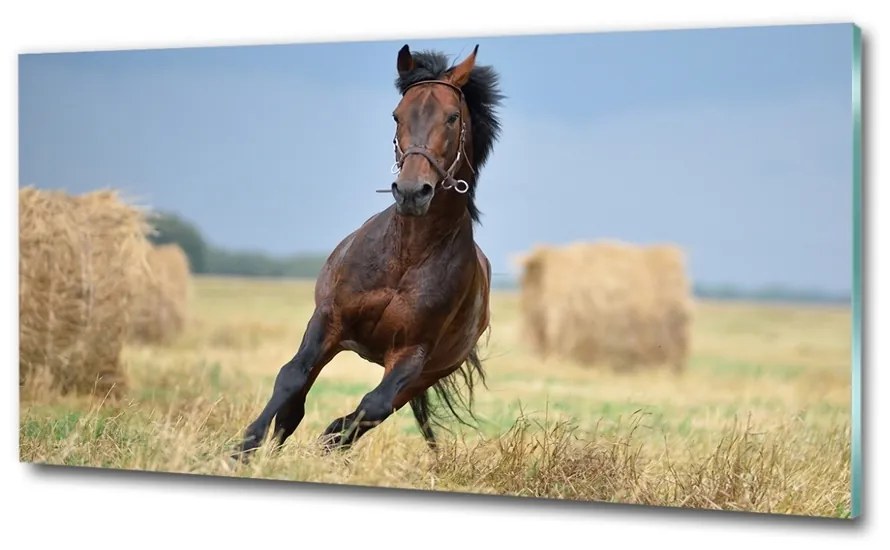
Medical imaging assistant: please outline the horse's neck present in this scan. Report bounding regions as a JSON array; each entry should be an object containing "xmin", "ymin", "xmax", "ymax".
[
  {"xmin": 386, "ymin": 159, "xmax": 477, "ymax": 265},
  {"xmin": 388, "ymin": 200, "xmax": 473, "ymax": 264}
]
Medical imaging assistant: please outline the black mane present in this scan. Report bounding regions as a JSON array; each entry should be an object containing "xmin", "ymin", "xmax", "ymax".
[{"xmin": 394, "ymin": 49, "xmax": 504, "ymax": 223}]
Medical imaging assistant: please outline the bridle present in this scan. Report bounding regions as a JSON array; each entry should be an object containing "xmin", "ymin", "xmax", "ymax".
[{"xmin": 385, "ymin": 79, "xmax": 474, "ymax": 195}]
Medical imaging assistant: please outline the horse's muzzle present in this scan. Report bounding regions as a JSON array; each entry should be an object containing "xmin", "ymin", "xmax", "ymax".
[{"xmin": 392, "ymin": 181, "xmax": 434, "ymax": 216}]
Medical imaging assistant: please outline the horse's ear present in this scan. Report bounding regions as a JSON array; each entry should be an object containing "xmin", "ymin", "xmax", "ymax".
[
  {"xmin": 397, "ymin": 44, "xmax": 414, "ymax": 77},
  {"xmin": 447, "ymin": 45, "xmax": 478, "ymax": 88}
]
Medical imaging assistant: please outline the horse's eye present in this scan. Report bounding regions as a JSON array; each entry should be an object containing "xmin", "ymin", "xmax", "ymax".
[{"xmin": 446, "ymin": 113, "xmax": 459, "ymax": 125}]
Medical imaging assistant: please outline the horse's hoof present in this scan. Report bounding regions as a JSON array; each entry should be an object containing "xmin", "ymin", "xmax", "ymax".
[
  {"xmin": 318, "ymin": 433, "xmax": 350, "ymax": 454},
  {"xmin": 232, "ymin": 435, "xmax": 261, "ymax": 463},
  {"xmin": 231, "ymin": 449, "xmax": 250, "ymax": 464},
  {"xmin": 223, "ymin": 454, "xmax": 242, "ymax": 469},
  {"xmin": 230, "ymin": 448, "xmax": 250, "ymax": 464}
]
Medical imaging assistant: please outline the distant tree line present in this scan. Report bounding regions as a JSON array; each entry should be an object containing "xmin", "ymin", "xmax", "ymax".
[
  {"xmin": 488, "ymin": 279, "xmax": 848, "ymax": 304},
  {"xmin": 147, "ymin": 210, "xmax": 209, "ymax": 272},
  {"xmin": 146, "ymin": 211, "xmax": 328, "ymax": 279},
  {"xmin": 692, "ymin": 283, "xmax": 849, "ymax": 305},
  {"xmin": 146, "ymin": 211, "xmax": 851, "ymax": 304},
  {"xmin": 203, "ymin": 248, "xmax": 328, "ymax": 278}
]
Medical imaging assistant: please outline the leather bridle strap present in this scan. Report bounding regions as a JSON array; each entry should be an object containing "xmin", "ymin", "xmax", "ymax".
[
  {"xmin": 399, "ymin": 146, "xmax": 458, "ymax": 186},
  {"xmin": 389, "ymin": 79, "xmax": 472, "ymax": 194},
  {"xmin": 403, "ymin": 78, "xmax": 465, "ymax": 98}
]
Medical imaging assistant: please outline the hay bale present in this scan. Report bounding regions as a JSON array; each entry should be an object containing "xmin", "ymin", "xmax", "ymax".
[
  {"xmin": 129, "ymin": 243, "xmax": 191, "ymax": 344},
  {"xmin": 19, "ymin": 186, "xmax": 152, "ymax": 398},
  {"xmin": 517, "ymin": 240, "xmax": 693, "ymax": 372}
]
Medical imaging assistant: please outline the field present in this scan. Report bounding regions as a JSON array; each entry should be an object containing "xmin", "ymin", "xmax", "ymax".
[{"xmin": 19, "ymin": 276, "xmax": 853, "ymax": 518}]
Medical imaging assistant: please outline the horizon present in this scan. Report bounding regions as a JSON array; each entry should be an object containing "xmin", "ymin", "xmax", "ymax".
[{"xmin": 18, "ymin": 23, "xmax": 855, "ymax": 296}]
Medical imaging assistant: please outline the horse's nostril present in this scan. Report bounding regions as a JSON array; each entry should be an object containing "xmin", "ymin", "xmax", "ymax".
[{"xmin": 419, "ymin": 183, "xmax": 433, "ymax": 197}]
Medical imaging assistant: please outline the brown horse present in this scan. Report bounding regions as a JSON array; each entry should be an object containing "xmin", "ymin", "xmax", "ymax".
[{"xmin": 236, "ymin": 43, "xmax": 504, "ymax": 458}]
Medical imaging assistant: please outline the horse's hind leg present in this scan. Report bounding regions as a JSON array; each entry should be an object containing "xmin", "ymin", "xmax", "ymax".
[
  {"xmin": 236, "ymin": 308, "xmax": 339, "ymax": 460},
  {"xmin": 319, "ymin": 347, "xmax": 426, "ymax": 451},
  {"xmin": 409, "ymin": 392, "xmax": 437, "ymax": 449}
]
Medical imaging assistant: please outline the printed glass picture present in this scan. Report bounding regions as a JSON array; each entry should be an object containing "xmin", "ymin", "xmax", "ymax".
[{"xmin": 18, "ymin": 22, "xmax": 862, "ymax": 519}]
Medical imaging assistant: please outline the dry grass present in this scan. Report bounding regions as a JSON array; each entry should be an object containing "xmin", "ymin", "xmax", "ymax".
[
  {"xmin": 129, "ymin": 244, "xmax": 191, "ymax": 344},
  {"xmin": 18, "ymin": 187, "xmax": 152, "ymax": 399},
  {"xmin": 19, "ymin": 277, "xmax": 852, "ymax": 518}
]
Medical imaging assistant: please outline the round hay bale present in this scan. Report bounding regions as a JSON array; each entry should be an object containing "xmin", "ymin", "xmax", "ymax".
[
  {"xmin": 129, "ymin": 243, "xmax": 191, "ymax": 344},
  {"xmin": 517, "ymin": 240, "xmax": 693, "ymax": 372},
  {"xmin": 19, "ymin": 186, "xmax": 152, "ymax": 399}
]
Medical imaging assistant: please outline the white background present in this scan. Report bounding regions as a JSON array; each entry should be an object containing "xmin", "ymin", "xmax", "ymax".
[{"xmin": 1, "ymin": 1, "xmax": 885, "ymax": 548}]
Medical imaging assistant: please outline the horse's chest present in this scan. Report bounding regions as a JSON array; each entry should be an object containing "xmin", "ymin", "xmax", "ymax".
[
  {"xmin": 340, "ymin": 287, "xmax": 416, "ymax": 339},
  {"xmin": 340, "ymin": 282, "xmax": 485, "ymax": 368}
]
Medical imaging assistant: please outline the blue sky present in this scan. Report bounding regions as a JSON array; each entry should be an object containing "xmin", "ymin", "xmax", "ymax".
[{"xmin": 18, "ymin": 23, "xmax": 855, "ymax": 294}]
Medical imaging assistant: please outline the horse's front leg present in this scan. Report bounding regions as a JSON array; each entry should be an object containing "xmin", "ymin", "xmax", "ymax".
[
  {"xmin": 319, "ymin": 346, "xmax": 427, "ymax": 451},
  {"xmin": 235, "ymin": 307, "xmax": 340, "ymax": 461}
]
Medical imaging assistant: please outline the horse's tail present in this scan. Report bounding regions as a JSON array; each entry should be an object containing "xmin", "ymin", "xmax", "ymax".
[{"xmin": 412, "ymin": 346, "xmax": 488, "ymax": 433}]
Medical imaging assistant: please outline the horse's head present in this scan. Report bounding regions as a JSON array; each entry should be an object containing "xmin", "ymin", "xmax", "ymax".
[{"xmin": 390, "ymin": 44, "xmax": 478, "ymax": 217}]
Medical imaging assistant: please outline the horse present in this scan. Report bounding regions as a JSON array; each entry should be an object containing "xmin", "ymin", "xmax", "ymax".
[{"xmin": 236, "ymin": 43, "xmax": 504, "ymax": 459}]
